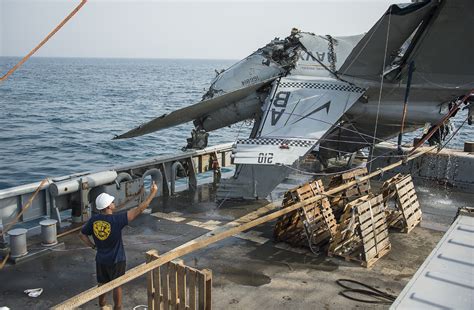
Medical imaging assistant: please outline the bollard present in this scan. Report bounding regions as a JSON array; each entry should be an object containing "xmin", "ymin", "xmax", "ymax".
[
  {"xmin": 8, "ymin": 228, "xmax": 28, "ymax": 258},
  {"xmin": 464, "ymin": 142, "xmax": 474, "ymax": 153},
  {"xmin": 40, "ymin": 219, "xmax": 58, "ymax": 246}
]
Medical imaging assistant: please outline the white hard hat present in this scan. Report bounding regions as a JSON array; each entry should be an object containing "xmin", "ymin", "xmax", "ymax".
[{"xmin": 95, "ymin": 193, "xmax": 115, "ymax": 210}]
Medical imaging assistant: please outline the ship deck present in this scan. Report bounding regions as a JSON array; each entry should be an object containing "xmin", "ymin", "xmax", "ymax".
[{"xmin": 0, "ymin": 178, "xmax": 472, "ymax": 309}]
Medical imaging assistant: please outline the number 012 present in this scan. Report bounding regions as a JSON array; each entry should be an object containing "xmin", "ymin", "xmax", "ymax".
[{"xmin": 257, "ymin": 152, "xmax": 273, "ymax": 164}]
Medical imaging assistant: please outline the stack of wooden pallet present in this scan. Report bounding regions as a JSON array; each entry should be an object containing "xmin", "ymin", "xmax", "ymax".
[
  {"xmin": 274, "ymin": 180, "xmax": 337, "ymax": 249},
  {"xmin": 274, "ymin": 171, "xmax": 422, "ymax": 268}
]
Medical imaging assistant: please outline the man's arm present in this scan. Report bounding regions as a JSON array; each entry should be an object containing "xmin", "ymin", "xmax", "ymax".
[
  {"xmin": 79, "ymin": 231, "xmax": 96, "ymax": 249},
  {"xmin": 127, "ymin": 181, "xmax": 158, "ymax": 222}
]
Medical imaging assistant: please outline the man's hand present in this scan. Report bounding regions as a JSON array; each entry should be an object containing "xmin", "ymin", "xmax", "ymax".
[
  {"xmin": 150, "ymin": 181, "xmax": 158, "ymax": 195},
  {"xmin": 127, "ymin": 181, "xmax": 159, "ymax": 222},
  {"xmin": 79, "ymin": 232, "xmax": 96, "ymax": 250}
]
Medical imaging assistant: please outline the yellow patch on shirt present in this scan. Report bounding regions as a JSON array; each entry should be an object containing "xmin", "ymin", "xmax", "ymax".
[{"xmin": 93, "ymin": 220, "xmax": 111, "ymax": 241}]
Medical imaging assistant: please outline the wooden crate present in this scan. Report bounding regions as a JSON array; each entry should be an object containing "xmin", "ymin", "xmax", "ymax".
[
  {"xmin": 328, "ymin": 195, "xmax": 391, "ymax": 268},
  {"xmin": 274, "ymin": 180, "xmax": 337, "ymax": 248},
  {"xmin": 146, "ymin": 250, "xmax": 212, "ymax": 310}
]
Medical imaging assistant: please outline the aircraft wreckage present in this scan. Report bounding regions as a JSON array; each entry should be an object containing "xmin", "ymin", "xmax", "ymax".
[{"xmin": 116, "ymin": 0, "xmax": 474, "ymax": 199}]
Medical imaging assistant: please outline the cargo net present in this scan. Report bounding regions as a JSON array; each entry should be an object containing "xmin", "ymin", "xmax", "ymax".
[{"xmin": 273, "ymin": 171, "xmax": 422, "ymax": 268}]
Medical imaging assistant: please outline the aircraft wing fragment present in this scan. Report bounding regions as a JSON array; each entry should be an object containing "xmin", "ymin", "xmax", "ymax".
[
  {"xmin": 232, "ymin": 76, "xmax": 365, "ymax": 165},
  {"xmin": 114, "ymin": 79, "xmax": 274, "ymax": 139}
]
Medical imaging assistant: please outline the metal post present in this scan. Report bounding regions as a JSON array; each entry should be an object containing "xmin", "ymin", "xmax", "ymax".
[
  {"xmin": 40, "ymin": 219, "xmax": 58, "ymax": 246},
  {"xmin": 8, "ymin": 228, "xmax": 28, "ymax": 258}
]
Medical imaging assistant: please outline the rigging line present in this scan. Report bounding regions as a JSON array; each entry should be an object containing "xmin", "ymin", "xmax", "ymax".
[
  {"xmin": 369, "ymin": 6, "xmax": 393, "ymax": 172},
  {"xmin": 346, "ymin": 120, "xmax": 370, "ymax": 145},
  {"xmin": 234, "ymin": 121, "xmax": 246, "ymax": 140},
  {"xmin": 0, "ymin": 0, "xmax": 88, "ymax": 82},
  {"xmin": 278, "ymin": 146, "xmax": 407, "ymax": 178},
  {"xmin": 338, "ymin": 10, "xmax": 386, "ymax": 76}
]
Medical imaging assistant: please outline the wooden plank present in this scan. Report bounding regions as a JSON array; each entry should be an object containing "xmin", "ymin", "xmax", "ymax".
[
  {"xmin": 162, "ymin": 263, "xmax": 170, "ymax": 310},
  {"xmin": 153, "ymin": 266, "xmax": 162, "ymax": 310},
  {"xmin": 178, "ymin": 263, "xmax": 187, "ymax": 310},
  {"xmin": 188, "ymin": 268, "xmax": 197, "ymax": 310},
  {"xmin": 362, "ymin": 230, "xmax": 390, "ymax": 251},
  {"xmin": 396, "ymin": 183, "xmax": 415, "ymax": 197},
  {"xmin": 358, "ymin": 206, "xmax": 384, "ymax": 224},
  {"xmin": 359, "ymin": 212, "xmax": 386, "ymax": 232},
  {"xmin": 203, "ymin": 269, "xmax": 212, "ymax": 310},
  {"xmin": 146, "ymin": 253, "xmax": 155, "ymax": 310},
  {"xmin": 53, "ymin": 146, "xmax": 437, "ymax": 309},
  {"xmin": 198, "ymin": 271, "xmax": 206, "ymax": 310},
  {"xmin": 364, "ymin": 241, "xmax": 391, "ymax": 265},
  {"xmin": 170, "ymin": 263, "xmax": 178, "ymax": 308}
]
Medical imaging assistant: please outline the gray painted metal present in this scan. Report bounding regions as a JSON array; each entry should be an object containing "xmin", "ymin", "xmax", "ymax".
[
  {"xmin": 8, "ymin": 228, "xmax": 28, "ymax": 258},
  {"xmin": 370, "ymin": 143, "xmax": 474, "ymax": 192},
  {"xmin": 0, "ymin": 143, "xmax": 233, "ymax": 240},
  {"xmin": 391, "ymin": 211, "xmax": 474, "ymax": 309},
  {"xmin": 39, "ymin": 219, "xmax": 58, "ymax": 246},
  {"xmin": 49, "ymin": 170, "xmax": 117, "ymax": 197}
]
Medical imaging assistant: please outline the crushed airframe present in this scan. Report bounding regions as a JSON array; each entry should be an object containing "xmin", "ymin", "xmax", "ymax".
[{"xmin": 116, "ymin": 0, "xmax": 474, "ymax": 199}]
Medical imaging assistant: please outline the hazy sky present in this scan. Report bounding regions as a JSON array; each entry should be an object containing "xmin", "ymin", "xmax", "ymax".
[{"xmin": 1, "ymin": 0, "xmax": 401, "ymax": 59}]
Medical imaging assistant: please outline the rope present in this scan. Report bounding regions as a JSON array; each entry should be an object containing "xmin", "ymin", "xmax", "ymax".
[
  {"xmin": 0, "ymin": 0, "xmax": 88, "ymax": 82},
  {"xmin": 0, "ymin": 178, "xmax": 49, "ymax": 237},
  {"xmin": 0, "ymin": 253, "xmax": 10, "ymax": 270},
  {"xmin": 336, "ymin": 279, "xmax": 397, "ymax": 304},
  {"xmin": 368, "ymin": 6, "xmax": 392, "ymax": 172}
]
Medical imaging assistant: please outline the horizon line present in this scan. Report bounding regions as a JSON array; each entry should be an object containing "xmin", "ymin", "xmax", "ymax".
[{"xmin": 0, "ymin": 55, "xmax": 240, "ymax": 62}]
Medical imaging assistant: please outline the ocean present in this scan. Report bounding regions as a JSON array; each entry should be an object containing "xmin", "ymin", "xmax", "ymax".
[{"xmin": 0, "ymin": 57, "xmax": 471, "ymax": 189}]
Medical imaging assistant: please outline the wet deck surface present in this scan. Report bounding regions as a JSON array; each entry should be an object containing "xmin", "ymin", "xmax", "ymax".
[{"xmin": 0, "ymin": 178, "xmax": 472, "ymax": 310}]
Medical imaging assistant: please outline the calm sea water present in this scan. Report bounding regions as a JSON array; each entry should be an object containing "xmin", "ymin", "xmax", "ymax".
[{"xmin": 0, "ymin": 57, "xmax": 471, "ymax": 189}]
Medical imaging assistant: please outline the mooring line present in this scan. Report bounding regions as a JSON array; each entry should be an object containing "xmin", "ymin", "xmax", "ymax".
[{"xmin": 0, "ymin": 0, "xmax": 87, "ymax": 82}]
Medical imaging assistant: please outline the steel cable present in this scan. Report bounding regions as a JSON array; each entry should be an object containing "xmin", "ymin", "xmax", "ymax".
[{"xmin": 336, "ymin": 279, "xmax": 397, "ymax": 304}]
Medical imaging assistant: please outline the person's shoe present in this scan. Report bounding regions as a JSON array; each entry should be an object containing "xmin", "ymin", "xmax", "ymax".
[{"xmin": 99, "ymin": 305, "xmax": 112, "ymax": 310}]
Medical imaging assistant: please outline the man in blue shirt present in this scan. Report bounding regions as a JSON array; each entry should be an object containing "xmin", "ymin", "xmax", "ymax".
[{"xmin": 80, "ymin": 182, "xmax": 158, "ymax": 310}]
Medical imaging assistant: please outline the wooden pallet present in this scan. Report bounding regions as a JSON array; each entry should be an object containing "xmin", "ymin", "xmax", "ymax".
[
  {"xmin": 146, "ymin": 250, "xmax": 212, "ymax": 310},
  {"xmin": 380, "ymin": 174, "xmax": 404, "ymax": 228},
  {"xmin": 328, "ymin": 195, "xmax": 391, "ymax": 268},
  {"xmin": 274, "ymin": 180, "xmax": 337, "ymax": 248},
  {"xmin": 380, "ymin": 174, "xmax": 422, "ymax": 233},
  {"xmin": 327, "ymin": 168, "xmax": 371, "ymax": 218},
  {"xmin": 394, "ymin": 175, "xmax": 422, "ymax": 233}
]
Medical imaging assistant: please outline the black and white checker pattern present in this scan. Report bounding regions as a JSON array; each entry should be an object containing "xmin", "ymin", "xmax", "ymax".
[
  {"xmin": 237, "ymin": 138, "xmax": 316, "ymax": 148},
  {"xmin": 279, "ymin": 82, "xmax": 365, "ymax": 93}
]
